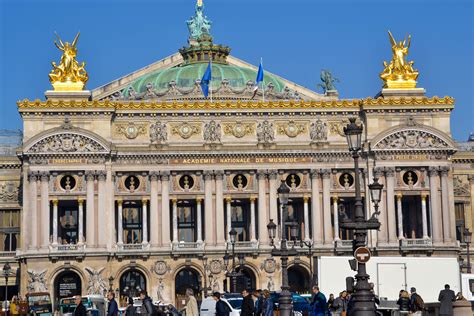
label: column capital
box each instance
[374,167,384,178]
[196,197,203,203]
[310,169,320,179]
[428,167,439,177]
[225,196,232,203]
[28,171,38,182]
[440,166,450,177]
[52,198,59,206]
[149,171,160,181]
[116,199,123,206]
[468,175,474,184]
[268,170,279,180]
[421,193,428,201]
[332,195,338,202]
[85,170,96,181]
[203,170,214,181]
[77,198,84,205]
[249,196,256,202]
[385,167,396,178]
[142,198,149,204]
[214,170,224,180]
[97,171,107,181]
[257,169,267,180]
[171,197,178,203]
[161,170,170,181]
[39,171,50,181]
[321,169,332,179]
[396,192,403,199]
[303,196,310,203]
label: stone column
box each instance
[196,197,203,243]
[204,171,214,244]
[172,198,178,243]
[268,170,279,242]
[332,195,339,241]
[257,170,267,242]
[421,193,428,238]
[215,171,225,246]
[469,175,474,231]
[447,168,457,242]
[106,164,115,250]
[429,167,442,244]
[40,172,50,248]
[161,171,171,246]
[142,198,148,244]
[149,172,159,247]
[117,199,123,245]
[396,193,404,239]
[28,172,38,249]
[85,171,95,247]
[97,171,107,248]
[385,168,397,243]
[226,197,232,241]
[250,197,257,242]
[440,167,452,242]
[310,170,322,245]
[303,196,310,241]
[78,198,84,244]
[21,166,30,251]
[322,169,332,244]
[52,199,59,246]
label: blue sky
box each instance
[1,0,472,141]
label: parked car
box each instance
[270,292,311,316]
[200,296,241,316]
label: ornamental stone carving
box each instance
[85,267,108,295]
[328,121,346,137]
[28,133,107,153]
[115,122,147,139]
[375,130,448,149]
[310,119,328,142]
[223,122,255,138]
[152,260,170,275]
[0,182,19,203]
[209,259,223,274]
[257,120,274,144]
[277,121,306,138]
[454,177,470,196]
[261,258,277,273]
[171,122,201,139]
[150,121,168,144]
[203,120,221,143]
[27,270,48,292]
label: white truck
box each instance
[460,273,474,300]
[317,256,460,305]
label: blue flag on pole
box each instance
[200,61,212,98]
[252,61,264,99]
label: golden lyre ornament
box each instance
[49,32,89,91]
[380,31,419,89]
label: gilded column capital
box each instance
[396,192,403,199]
[249,196,257,202]
[303,196,310,203]
[321,169,332,179]
[52,199,59,206]
[77,198,84,205]
[196,197,203,203]
[214,170,224,181]
[161,170,170,181]
[116,199,123,206]
[142,198,149,204]
[97,171,107,181]
[225,196,232,203]
[421,193,427,200]
[171,197,178,204]
[332,195,338,202]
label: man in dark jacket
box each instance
[310,286,327,316]
[73,295,87,316]
[107,291,119,316]
[241,289,255,316]
[140,290,158,316]
[438,284,456,316]
[213,292,230,316]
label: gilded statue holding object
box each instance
[380,31,419,89]
[49,32,88,91]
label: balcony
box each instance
[335,239,354,253]
[0,251,16,258]
[117,243,150,252]
[172,241,205,253]
[400,238,433,252]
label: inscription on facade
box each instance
[170,157,311,164]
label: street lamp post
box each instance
[108,276,114,292]
[339,117,383,316]
[224,227,243,293]
[267,180,298,316]
[3,262,11,312]
[464,228,472,273]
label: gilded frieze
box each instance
[171,122,201,139]
[223,122,255,138]
[276,121,306,138]
[115,122,147,139]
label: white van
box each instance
[200,296,241,316]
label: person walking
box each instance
[184,288,198,316]
[327,293,335,315]
[241,289,255,316]
[107,291,119,316]
[332,291,348,316]
[213,292,230,316]
[262,290,273,316]
[409,287,425,316]
[9,296,19,316]
[140,290,157,316]
[310,286,327,316]
[73,295,87,316]
[438,284,456,316]
[396,290,411,315]
[124,297,136,316]
[254,290,264,316]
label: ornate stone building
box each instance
[1,0,473,308]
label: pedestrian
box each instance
[262,290,273,316]
[310,286,327,316]
[9,296,19,316]
[140,290,157,316]
[438,284,455,316]
[213,292,230,316]
[409,287,425,316]
[240,289,256,316]
[331,291,348,316]
[254,290,264,316]
[184,288,198,316]
[456,292,467,301]
[327,293,335,314]
[73,295,87,316]
[107,291,119,316]
[124,297,136,316]
[396,290,410,315]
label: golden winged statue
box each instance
[380,31,419,89]
[49,32,88,91]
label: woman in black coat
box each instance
[396,290,411,314]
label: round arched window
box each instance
[120,269,146,298]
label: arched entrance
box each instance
[230,267,256,293]
[175,268,202,310]
[54,271,82,301]
[120,269,147,299]
[288,265,310,293]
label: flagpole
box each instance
[210,55,213,103]
[261,57,264,103]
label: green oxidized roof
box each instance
[123,62,285,96]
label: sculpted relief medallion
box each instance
[277,121,306,138]
[152,260,170,276]
[0,182,19,203]
[209,259,223,274]
[171,122,201,139]
[115,122,147,139]
[223,122,255,138]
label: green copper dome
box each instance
[123,62,285,97]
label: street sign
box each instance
[354,247,371,263]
